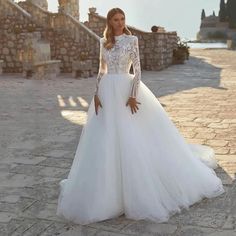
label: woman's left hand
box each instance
[126,97,141,114]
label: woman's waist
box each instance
[101,72,134,81]
[103,72,134,79]
[106,71,130,75]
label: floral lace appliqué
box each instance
[95,35,141,99]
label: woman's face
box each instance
[109,13,125,32]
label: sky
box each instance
[47,0,220,40]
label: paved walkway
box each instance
[0,49,236,236]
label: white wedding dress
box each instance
[56,33,225,225]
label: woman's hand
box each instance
[126,97,141,114]
[94,95,102,115]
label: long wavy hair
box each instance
[103,8,132,50]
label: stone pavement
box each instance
[0,48,236,236]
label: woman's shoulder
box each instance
[99,35,137,39]
[125,35,138,44]
[99,35,138,45]
[125,34,137,39]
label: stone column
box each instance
[58,0,80,20]
[29,0,48,11]
[71,0,80,20]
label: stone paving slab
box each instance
[0,49,236,235]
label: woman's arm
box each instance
[94,38,107,96]
[129,36,141,98]
[126,36,142,114]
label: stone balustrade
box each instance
[32,60,61,79]
[72,60,93,78]
[19,1,55,29]
[44,13,99,73]
[0,0,31,19]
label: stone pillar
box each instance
[227,39,236,50]
[29,0,48,11]
[58,0,80,20]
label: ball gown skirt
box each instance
[56,72,225,225]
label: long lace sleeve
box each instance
[129,36,141,98]
[94,38,107,96]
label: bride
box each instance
[56,7,225,225]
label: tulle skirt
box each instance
[56,73,225,225]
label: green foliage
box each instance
[201,9,206,20]
[219,0,227,22]
[227,0,236,29]
[173,38,190,64]
[207,31,227,39]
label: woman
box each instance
[57,8,225,225]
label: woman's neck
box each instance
[114,31,124,36]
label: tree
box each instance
[201,9,206,20]
[219,0,227,22]
[226,0,236,28]
[213,11,216,17]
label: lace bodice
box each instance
[94,34,141,98]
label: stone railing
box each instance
[0,0,100,75]
[18,1,99,41]
[17,2,100,74]
[0,1,61,75]
[0,0,38,73]
[18,0,55,29]
[0,0,32,19]
[44,13,100,73]
[53,13,99,41]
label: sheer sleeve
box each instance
[94,38,107,96]
[129,36,141,98]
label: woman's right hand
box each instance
[126,97,141,114]
[94,95,103,115]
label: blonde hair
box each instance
[103,8,132,49]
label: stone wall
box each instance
[18,1,54,29]
[41,14,99,73]
[85,9,178,70]
[0,0,99,74]
[30,0,48,11]
[18,1,99,73]
[0,1,178,75]
[0,0,42,73]
[58,0,80,20]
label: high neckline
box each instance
[114,33,125,39]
